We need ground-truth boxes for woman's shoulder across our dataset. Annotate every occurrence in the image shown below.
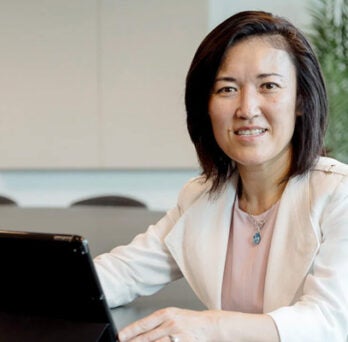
[311,156,348,176]
[176,175,213,211]
[308,156,348,198]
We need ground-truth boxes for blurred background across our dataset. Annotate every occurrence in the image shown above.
[0,0,346,210]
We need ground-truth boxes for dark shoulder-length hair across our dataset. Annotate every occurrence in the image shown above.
[185,10,328,193]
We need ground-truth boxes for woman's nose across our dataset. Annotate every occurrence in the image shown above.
[235,87,261,120]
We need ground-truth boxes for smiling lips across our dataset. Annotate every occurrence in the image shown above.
[232,128,268,136]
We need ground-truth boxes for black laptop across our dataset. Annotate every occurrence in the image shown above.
[0,230,118,342]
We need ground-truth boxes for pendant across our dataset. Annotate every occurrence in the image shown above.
[253,231,261,245]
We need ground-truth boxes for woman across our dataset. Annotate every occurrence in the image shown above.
[95,11,348,341]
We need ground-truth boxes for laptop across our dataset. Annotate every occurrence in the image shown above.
[0,230,118,342]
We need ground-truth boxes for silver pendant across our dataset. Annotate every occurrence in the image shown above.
[253,231,261,245]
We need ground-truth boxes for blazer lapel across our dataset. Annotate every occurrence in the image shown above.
[263,174,320,312]
[165,176,238,309]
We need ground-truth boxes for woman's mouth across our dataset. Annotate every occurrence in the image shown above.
[234,128,267,136]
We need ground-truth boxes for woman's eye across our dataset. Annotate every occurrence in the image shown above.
[216,86,237,94]
[261,82,279,90]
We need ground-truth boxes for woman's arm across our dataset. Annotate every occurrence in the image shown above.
[94,176,209,308]
[94,206,183,307]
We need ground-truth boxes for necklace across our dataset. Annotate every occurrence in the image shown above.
[245,204,276,245]
[237,178,283,246]
[247,214,266,245]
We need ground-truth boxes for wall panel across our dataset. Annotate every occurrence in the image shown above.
[0,0,100,168]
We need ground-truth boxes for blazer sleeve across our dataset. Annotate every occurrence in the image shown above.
[268,172,348,341]
[94,176,208,308]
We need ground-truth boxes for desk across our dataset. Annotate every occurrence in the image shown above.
[0,206,205,330]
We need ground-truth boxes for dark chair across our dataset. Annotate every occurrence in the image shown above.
[70,195,147,208]
[0,195,17,206]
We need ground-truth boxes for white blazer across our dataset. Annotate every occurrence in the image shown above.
[95,157,348,341]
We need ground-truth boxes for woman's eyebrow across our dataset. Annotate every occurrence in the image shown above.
[214,76,237,83]
[257,73,284,79]
[215,73,284,83]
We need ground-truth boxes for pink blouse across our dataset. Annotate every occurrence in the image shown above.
[221,197,280,313]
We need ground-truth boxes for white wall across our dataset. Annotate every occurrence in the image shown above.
[208,0,311,29]
[0,1,101,168]
[0,0,207,169]
[99,1,207,168]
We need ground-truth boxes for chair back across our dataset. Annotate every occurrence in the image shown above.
[71,195,147,208]
[0,196,17,206]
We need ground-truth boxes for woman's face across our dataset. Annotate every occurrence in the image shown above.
[208,36,298,171]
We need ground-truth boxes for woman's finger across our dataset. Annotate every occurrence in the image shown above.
[118,308,177,341]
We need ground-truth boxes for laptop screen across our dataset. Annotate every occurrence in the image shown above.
[0,230,117,341]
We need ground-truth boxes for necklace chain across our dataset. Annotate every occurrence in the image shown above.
[248,215,266,231]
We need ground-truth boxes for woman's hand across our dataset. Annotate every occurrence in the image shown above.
[117,307,220,342]
[117,307,279,342]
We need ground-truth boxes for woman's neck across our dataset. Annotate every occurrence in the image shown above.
[237,151,292,215]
